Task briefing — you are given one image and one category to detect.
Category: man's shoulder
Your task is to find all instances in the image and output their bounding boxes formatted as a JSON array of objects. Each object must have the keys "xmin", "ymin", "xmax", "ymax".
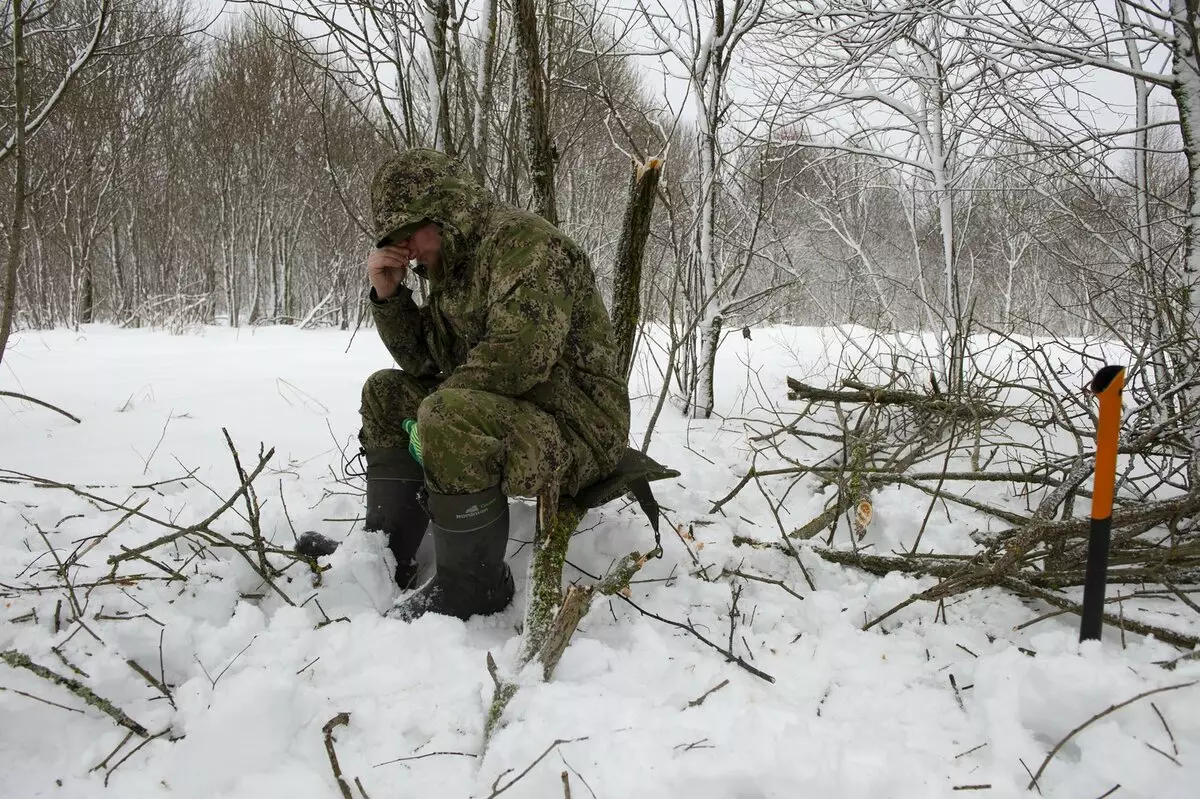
[{"xmin": 483, "ymin": 205, "xmax": 580, "ymax": 253}]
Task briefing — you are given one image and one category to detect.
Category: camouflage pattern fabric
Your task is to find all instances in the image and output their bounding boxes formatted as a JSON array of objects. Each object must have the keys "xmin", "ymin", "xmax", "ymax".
[
  {"xmin": 366, "ymin": 149, "xmax": 630, "ymax": 497},
  {"xmin": 361, "ymin": 369, "xmax": 570, "ymax": 495},
  {"xmin": 359, "ymin": 369, "xmax": 439, "ymax": 449}
]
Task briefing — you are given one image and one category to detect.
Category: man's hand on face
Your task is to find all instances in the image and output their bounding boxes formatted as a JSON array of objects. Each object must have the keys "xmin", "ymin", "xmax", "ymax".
[{"xmin": 368, "ymin": 242, "xmax": 414, "ymax": 300}]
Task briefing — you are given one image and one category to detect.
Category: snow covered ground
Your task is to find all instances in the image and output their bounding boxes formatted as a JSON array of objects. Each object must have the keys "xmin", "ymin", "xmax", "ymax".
[{"xmin": 2, "ymin": 324, "xmax": 1197, "ymax": 798}]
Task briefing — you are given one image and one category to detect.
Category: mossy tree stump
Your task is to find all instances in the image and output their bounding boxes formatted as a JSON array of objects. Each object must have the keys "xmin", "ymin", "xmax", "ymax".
[{"xmin": 484, "ymin": 493, "xmax": 651, "ymax": 744}]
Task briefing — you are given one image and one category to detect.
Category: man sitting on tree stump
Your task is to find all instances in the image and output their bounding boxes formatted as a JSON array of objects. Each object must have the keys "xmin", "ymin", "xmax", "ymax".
[{"xmin": 354, "ymin": 148, "xmax": 630, "ymax": 622}]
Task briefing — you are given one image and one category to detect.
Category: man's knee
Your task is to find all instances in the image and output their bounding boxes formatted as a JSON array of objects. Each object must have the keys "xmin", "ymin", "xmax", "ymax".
[
  {"xmin": 361, "ymin": 369, "xmax": 427, "ymax": 419},
  {"xmin": 361, "ymin": 369, "xmax": 395, "ymax": 408},
  {"xmin": 416, "ymin": 388, "xmax": 478, "ymax": 439},
  {"xmin": 418, "ymin": 389, "xmax": 500, "ymax": 493}
]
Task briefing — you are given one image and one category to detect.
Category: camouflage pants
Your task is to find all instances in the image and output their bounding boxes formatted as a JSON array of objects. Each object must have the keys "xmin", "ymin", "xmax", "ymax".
[{"xmin": 360, "ymin": 369, "xmax": 571, "ymax": 496}]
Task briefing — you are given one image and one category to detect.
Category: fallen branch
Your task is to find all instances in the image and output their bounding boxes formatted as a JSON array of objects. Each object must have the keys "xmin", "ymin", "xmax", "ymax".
[
  {"xmin": 0, "ymin": 390, "xmax": 81, "ymax": 423},
  {"xmin": 785, "ymin": 377, "xmax": 999, "ymax": 419},
  {"xmin": 485, "ymin": 538, "xmax": 650, "ymax": 743},
  {"xmin": 616, "ymin": 594, "xmax": 775, "ymax": 683},
  {"xmin": 999, "ymin": 577, "xmax": 1200, "ymax": 650},
  {"xmin": 486, "ymin": 737, "xmax": 589, "ymax": 798},
  {"xmin": 107, "ymin": 445, "xmax": 276, "ymax": 565},
  {"xmin": 1, "ymin": 649, "xmax": 147, "ymax": 736},
  {"xmin": 322, "ymin": 712, "xmax": 354, "ymax": 799},
  {"xmin": 103, "ymin": 727, "xmax": 170, "ymax": 787},
  {"xmin": 1027, "ymin": 682, "xmax": 1196, "ymax": 789},
  {"xmin": 686, "ymin": 678, "xmax": 730, "ymax": 708}
]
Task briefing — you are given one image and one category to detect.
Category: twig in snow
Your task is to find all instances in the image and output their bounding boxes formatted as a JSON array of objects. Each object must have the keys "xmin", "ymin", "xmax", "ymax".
[
  {"xmin": 0, "ymin": 390, "xmax": 81, "ymax": 423},
  {"xmin": 106, "ymin": 444, "xmax": 276, "ymax": 564},
  {"xmin": 616, "ymin": 594, "xmax": 775, "ymax": 683},
  {"xmin": 195, "ymin": 635, "xmax": 258, "ymax": 689},
  {"xmin": 1, "ymin": 684, "xmax": 87, "ymax": 715},
  {"xmin": 486, "ymin": 737, "xmax": 589, "ymax": 798},
  {"xmin": 686, "ymin": 678, "xmax": 730, "ymax": 708},
  {"xmin": 222, "ymin": 429, "xmax": 269, "ymax": 577},
  {"xmin": 322, "ymin": 712, "xmax": 355, "ymax": 799},
  {"xmin": 34, "ymin": 527, "xmax": 83, "ymax": 619},
  {"xmin": 1094, "ymin": 786, "xmax": 1120, "ymax": 799},
  {"xmin": 561, "ymin": 771, "xmax": 572, "ymax": 799},
  {"xmin": 1150, "ymin": 702, "xmax": 1178, "ymax": 756},
  {"xmin": 673, "ymin": 738, "xmax": 714, "ymax": 751},
  {"xmin": 949, "ymin": 674, "xmax": 965, "ymax": 711},
  {"xmin": 953, "ymin": 743, "xmax": 987, "ymax": 759},
  {"xmin": 1158, "ymin": 649, "xmax": 1200, "ymax": 670},
  {"xmin": 0, "ymin": 649, "xmax": 148, "ymax": 736},
  {"xmin": 103, "ymin": 727, "xmax": 170, "ymax": 787},
  {"xmin": 752, "ymin": 474, "xmax": 816, "ymax": 591},
  {"xmin": 862, "ymin": 593, "xmax": 923, "ymax": 631},
  {"xmin": 558, "ymin": 751, "xmax": 598, "ymax": 799},
  {"xmin": 90, "ymin": 730, "xmax": 135, "ymax": 772},
  {"xmin": 1027, "ymin": 682, "xmax": 1196, "ymax": 789},
  {"xmin": 1144, "ymin": 741, "xmax": 1182, "ymax": 766},
  {"xmin": 139, "ymin": 411, "xmax": 173, "ymax": 475},
  {"xmin": 1019, "ymin": 758, "xmax": 1042, "ymax": 795},
  {"xmin": 66, "ymin": 499, "xmax": 149, "ymax": 568},
  {"xmin": 279, "ymin": 479, "xmax": 299, "ymax": 544},
  {"xmin": 126, "ymin": 658, "xmax": 175, "ymax": 708},
  {"xmin": 722, "ymin": 567, "xmax": 805, "ymax": 602},
  {"xmin": 727, "ymin": 583, "xmax": 743, "ymax": 658},
  {"xmin": 157, "ymin": 629, "xmax": 168, "ymax": 698},
  {"xmin": 373, "ymin": 750, "xmax": 478, "ymax": 768}
]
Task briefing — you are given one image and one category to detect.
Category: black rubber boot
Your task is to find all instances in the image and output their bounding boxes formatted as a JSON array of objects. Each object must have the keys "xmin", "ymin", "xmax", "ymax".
[
  {"xmin": 363, "ymin": 447, "xmax": 430, "ymax": 589},
  {"xmin": 390, "ymin": 485, "xmax": 514, "ymax": 622}
]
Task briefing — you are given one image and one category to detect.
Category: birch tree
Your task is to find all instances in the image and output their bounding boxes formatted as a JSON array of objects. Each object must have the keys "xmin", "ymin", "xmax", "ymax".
[
  {"xmin": 636, "ymin": 0, "xmax": 770, "ymax": 418},
  {"xmin": 958, "ymin": 0, "xmax": 1194, "ymax": 402},
  {"xmin": 764, "ymin": 2, "xmax": 1034, "ymax": 392}
]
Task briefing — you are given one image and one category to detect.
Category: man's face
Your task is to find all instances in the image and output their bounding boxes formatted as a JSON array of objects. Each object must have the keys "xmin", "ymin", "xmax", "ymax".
[{"xmin": 389, "ymin": 222, "xmax": 442, "ymax": 267}]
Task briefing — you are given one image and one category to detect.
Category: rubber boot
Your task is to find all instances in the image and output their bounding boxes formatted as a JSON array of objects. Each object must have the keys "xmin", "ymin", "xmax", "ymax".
[
  {"xmin": 363, "ymin": 447, "xmax": 429, "ymax": 588},
  {"xmin": 389, "ymin": 485, "xmax": 514, "ymax": 622}
]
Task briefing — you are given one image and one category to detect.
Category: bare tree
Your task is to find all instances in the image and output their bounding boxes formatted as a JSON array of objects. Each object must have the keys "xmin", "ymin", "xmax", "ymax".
[
  {"xmin": 1, "ymin": 0, "xmax": 113, "ymax": 364},
  {"xmin": 634, "ymin": 0, "xmax": 771, "ymax": 418}
]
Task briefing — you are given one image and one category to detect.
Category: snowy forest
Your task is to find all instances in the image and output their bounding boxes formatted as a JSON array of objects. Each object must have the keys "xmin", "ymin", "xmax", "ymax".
[
  {"xmin": 4, "ymin": 1, "xmax": 1195, "ymax": 378},
  {"xmin": 4, "ymin": 1, "xmax": 1200, "ymax": 797}
]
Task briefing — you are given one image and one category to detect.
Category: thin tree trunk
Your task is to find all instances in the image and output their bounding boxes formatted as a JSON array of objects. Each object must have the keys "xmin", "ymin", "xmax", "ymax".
[
  {"xmin": 513, "ymin": 0, "xmax": 557, "ymax": 224},
  {"xmin": 611, "ymin": 158, "xmax": 662, "ymax": 377},
  {"xmin": 1171, "ymin": 0, "xmax": 1200, "ymax": 311},
  {"xmin": 471, "ymin": 0, "xmax": 499, "ymax": 181},
  {"xmin": 424, "ymin": 0, "xmax": 454, "ymax": 154},
  {"xmin": 0, "ymin": 0, "xmax": 28, "ymax": 366}
]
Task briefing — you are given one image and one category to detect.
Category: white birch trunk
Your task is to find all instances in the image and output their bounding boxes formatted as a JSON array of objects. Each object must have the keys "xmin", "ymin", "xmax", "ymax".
[
  {"xmin": 422, "ymin": 3, "xmax": 443, "ymax": 151},
  {"xmin": 471, "ymin": 0, "xmax": 498, "ymax": 178},
  {"xmin": 1171, "ymin": 0, "xmax": 1200, "ymax": 309},
  {"xmin": 1167, "ymin": 0, "xmax": 1200, "ymax": 474}
]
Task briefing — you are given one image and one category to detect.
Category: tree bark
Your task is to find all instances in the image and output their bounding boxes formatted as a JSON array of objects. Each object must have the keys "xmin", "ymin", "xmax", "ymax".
[
  {"xmin": 470, "ymin": 0, "xmax": 499, "ymax": 181},
  {"xmin": 513, "ymin": 0, "xmax": 557, "ymax": 225},
  {"xmin": 424, "ymin": 0, "xmax": 454, "ymax": 155},
  {"xmin": 611, "ymin": 158, "xmax": 662, "ymax": 377},
  {"xmin": 0, "ymin": 0, "xmax": 28, "ymax": 367}
]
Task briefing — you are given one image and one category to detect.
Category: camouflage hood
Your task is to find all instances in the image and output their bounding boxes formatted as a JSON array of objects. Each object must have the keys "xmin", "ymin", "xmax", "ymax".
[{"xmin": 370, "ymin": 149, "xmax": 491, "ymax": 280}]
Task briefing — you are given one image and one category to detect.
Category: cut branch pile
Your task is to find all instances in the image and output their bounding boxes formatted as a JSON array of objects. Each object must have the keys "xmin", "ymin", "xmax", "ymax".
[{"xmin": 730, "ymin": 337, "xmax": 1200, "ymax": 651}]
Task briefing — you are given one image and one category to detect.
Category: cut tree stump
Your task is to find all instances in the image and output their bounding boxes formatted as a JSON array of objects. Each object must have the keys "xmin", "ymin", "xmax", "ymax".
[{"xmin": 483, "ymin": 448, "xmax": 677, "ymax": 745}]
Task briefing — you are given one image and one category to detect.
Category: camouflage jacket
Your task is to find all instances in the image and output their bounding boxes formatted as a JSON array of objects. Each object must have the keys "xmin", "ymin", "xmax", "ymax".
[{"xmin": 369, "ymin": 150, "xmax": 630, "ymax": 495}]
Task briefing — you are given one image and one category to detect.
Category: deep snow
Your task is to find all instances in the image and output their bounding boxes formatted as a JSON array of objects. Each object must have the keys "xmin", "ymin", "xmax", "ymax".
[{"xmin": 1, "ymin": 324, "xmax": 1197, "ymax": 799}]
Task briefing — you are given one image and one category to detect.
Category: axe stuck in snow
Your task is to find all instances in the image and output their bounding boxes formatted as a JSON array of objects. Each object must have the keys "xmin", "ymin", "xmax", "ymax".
[{"xmin": 1080, "ymin": 364, "xmax": 1124, "ymax": 643}]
